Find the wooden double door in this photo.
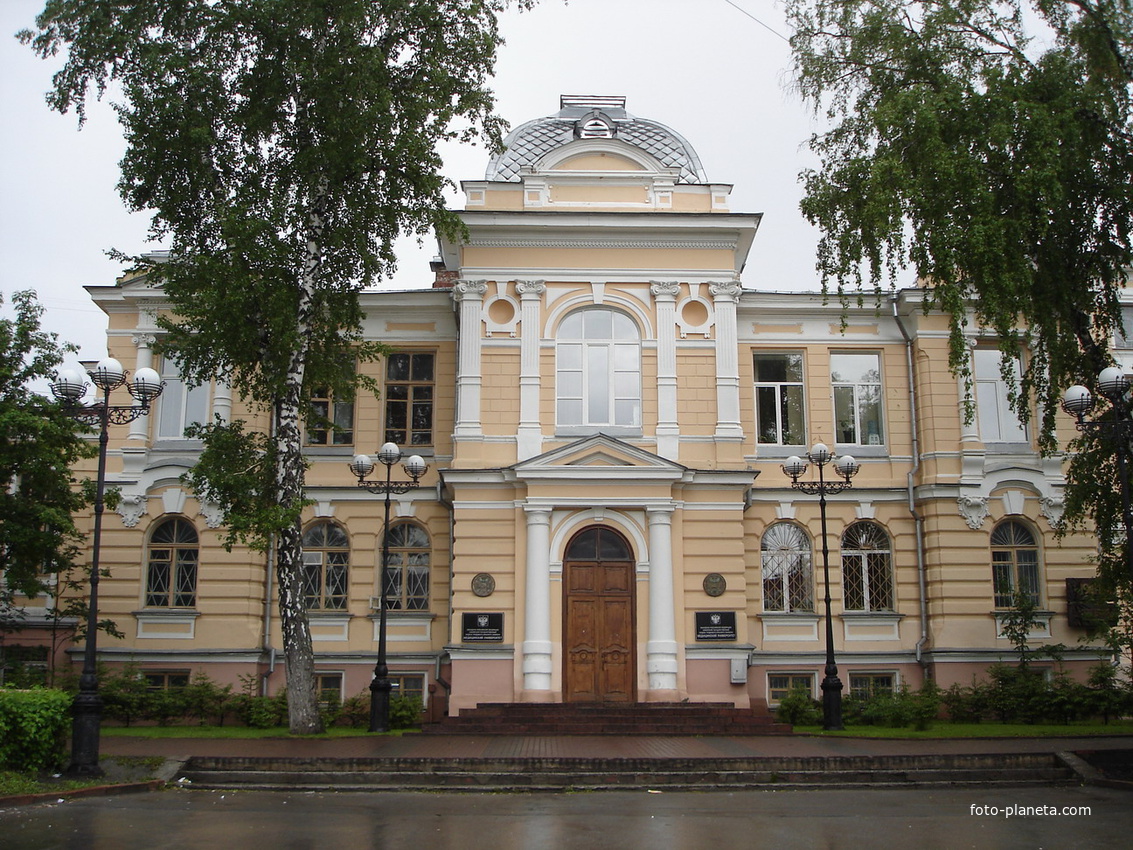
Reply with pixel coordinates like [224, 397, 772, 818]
[563, 526, 636, 703]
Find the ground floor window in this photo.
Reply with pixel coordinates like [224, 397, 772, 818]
[143, 670, 190, 690]
[767, 673, 815, 704]
[390, 673, 426, 702]
[848, 672, 896, 698]
[315, 672, 344, 706]
[0, 644, 49, 687]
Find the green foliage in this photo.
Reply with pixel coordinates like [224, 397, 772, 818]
[0, 290, 95, 621]
[388, 693, 425, 730]
[786, 0, 1133, 562]
[337, 691, 371, 729]
[20, 0, 535, 735]
[181, 418, 306, 553]
[843, 681, 940, 730]
[99, 663, 151, 727]
[788, 0, 1132, 406]
[776, 686, 822, 726]
[183, 671, 234, 726]
[0, 688, 72, 772]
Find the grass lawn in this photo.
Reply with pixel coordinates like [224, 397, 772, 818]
[793, 720, 1133, 738]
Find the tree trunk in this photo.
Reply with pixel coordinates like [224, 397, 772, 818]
[273, 191, 330, 735]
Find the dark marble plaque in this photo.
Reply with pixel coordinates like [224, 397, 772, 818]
[461, 612, 504, 643]
[695, 611, 737, 641]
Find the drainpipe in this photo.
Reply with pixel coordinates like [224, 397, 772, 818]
[892, 297, 930, 678]
[261, 535, 277, 696]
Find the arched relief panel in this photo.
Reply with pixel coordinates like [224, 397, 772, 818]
[546, 508, 649, 577]
[535, 138, 672, 176]
[543, 292, 655, 341]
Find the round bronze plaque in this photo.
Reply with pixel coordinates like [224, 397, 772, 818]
[471, 573, 496, 598]
[702, 573, 726, 598]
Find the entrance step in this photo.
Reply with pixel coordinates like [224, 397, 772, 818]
[179, 752, 1078, 792]
[419, 702, 792, 736]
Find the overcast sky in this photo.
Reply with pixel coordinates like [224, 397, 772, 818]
[1, 0, 826, 366]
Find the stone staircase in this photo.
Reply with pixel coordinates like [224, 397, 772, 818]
[418, 701, 792, 736]
[178, 752, 1079, 792]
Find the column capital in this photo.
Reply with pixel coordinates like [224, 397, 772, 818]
[132, 333, 157, 348]
[649, 280, 681, 301]
[646, 503, 676, 522]
[523, 504, 553, 523]
[515, 279, 546, 299]
[708, 279, 743, 301]
[452, 279, 489, 302]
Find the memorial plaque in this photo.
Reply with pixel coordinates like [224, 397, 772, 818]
[695, 611, 737, 641]
[461, 612, 504, 643]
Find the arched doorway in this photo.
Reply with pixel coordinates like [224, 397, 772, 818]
[563, 526, 636, 703]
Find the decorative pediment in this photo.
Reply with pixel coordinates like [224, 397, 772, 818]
[510, 434, 688, 482]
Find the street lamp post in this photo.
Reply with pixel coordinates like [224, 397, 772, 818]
[781, 443, 860, 731]
[1062, 366, 1133, 583]
[348, 443, 428, 732]
[51, 357, 163, 776]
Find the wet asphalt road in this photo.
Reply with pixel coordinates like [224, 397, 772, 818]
[2, 785, 1131, 850]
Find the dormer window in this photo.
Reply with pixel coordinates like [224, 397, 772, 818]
[579, 117, 614, 138]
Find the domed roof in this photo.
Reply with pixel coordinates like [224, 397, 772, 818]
[485, 95, 708, 184]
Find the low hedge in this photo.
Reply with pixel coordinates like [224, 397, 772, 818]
[0, 688, 72, 772]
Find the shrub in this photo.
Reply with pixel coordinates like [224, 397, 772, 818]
[100, 663, 150, 726]
[776, 686, 821, 726]
[183, 672, 234, 726]
[388, 694, 424, 729]
[338, 691, 371, 728]
[0, 688, 72, 772]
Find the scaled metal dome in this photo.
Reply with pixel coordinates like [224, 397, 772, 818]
[485, 95, 708, 184]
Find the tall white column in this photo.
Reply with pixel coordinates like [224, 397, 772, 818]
[709, 280, 744, 440]
[212, 375, 233, 425]
[646, 505, 679, 695]
[516, 280, 546, 461]
[452, 280, 488, 440]
[128, 334, 156, 442]
[522, 506, 553, 695]
[650, 281, 681, 460]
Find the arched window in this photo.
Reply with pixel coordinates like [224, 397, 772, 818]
[991, 520, 1041, 608]
[556, 309, 641, 430]
[301, 522, 349, 610]
[146, 518, 199, 608]
[384, 522, 430, 611]
[841, 521, 894, 612]
[761, 523, 813, 613]
[565, 526, 633, 562]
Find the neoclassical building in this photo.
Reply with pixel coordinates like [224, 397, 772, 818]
[6, 95, 1124, 715]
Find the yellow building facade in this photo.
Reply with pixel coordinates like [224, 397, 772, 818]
[10, 95, 1118, 715]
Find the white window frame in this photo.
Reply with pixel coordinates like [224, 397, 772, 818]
[754, 352, 806, 446]
[156, 356, 210, 440]
[973, 348, 1028, 443]
[831, 352, 884, 446]
[556, 309, 642, 432]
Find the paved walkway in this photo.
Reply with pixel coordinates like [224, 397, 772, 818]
[99, 731, 1133, 761]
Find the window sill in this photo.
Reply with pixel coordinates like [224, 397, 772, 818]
[302, 445, 358, 456]
[832, 445, 888, 458]
[555, 426, 643, 439]
[133, 608, 199, 640]
[992, 610, 1053, 639]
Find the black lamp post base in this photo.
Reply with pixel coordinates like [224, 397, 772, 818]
[66, 696, 104, 777]
[369, 678, 393, 733]
[821, 673, 844, 732]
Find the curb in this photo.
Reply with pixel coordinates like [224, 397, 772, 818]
[0, 757, 188, 810]
[0, 778, 168, 809]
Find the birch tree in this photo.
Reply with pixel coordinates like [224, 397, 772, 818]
[786, 0, 1133, 583]
[22, 0, 531, 732]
